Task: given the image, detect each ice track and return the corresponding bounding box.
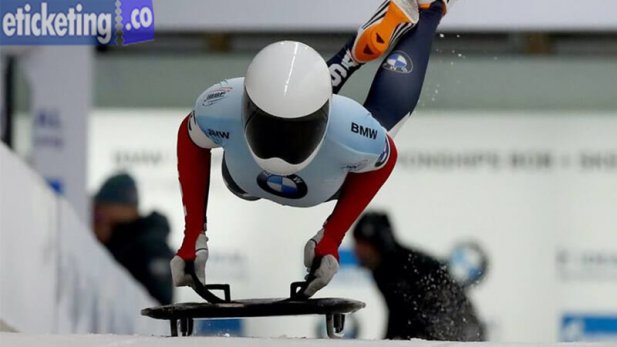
[0,333,605,347]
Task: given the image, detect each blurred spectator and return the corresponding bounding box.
[93,173,174,305]
[352,211,484,341]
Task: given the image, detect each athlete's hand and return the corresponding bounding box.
[170,233,209,287]
[302,229,340,297]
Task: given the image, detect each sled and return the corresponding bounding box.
[141,264,365,338]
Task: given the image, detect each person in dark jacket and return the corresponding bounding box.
[93,173,174,305]
[352,211,484,341]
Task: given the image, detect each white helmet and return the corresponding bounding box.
[243,41,331,176]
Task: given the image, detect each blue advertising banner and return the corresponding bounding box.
[561,314,617,342]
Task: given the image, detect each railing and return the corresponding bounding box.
[0,143,167,335]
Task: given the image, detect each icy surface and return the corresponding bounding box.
[0,333,606,347]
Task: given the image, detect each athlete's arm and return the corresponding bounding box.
[176,112,213,260]
[301,134,397,297]
[316,135,398,258]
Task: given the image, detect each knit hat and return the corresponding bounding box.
[94,173,139,206]
[352,211,398,253]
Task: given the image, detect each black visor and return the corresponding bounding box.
[243,92,328,165]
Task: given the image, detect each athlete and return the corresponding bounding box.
[171,0,456,298]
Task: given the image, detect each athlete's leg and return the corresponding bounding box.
[327,0,419,94]
[363,2,443,133]
[327,38,364,94]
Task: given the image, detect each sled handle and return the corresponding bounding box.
[186,261,230,303]
[290,281,310,300]
[289,257,322,300]
[290,260,319,300]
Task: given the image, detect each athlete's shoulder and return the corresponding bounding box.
[194,78,244,120]
[326,95,390,172]
[189,78,244,148]
[328,95,387,154]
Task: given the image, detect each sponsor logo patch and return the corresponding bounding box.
[206,129,230,139]
[382,51,413,74]
[256,172,308,199]
[351,122,378,140]
[375,138,390,167]
[329,49,359,88]
[204,128,229,145]
[344,159,369,171]
[202,87,232,106]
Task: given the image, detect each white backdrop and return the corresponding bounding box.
[9,47,92,223]
[89,110,617,341]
